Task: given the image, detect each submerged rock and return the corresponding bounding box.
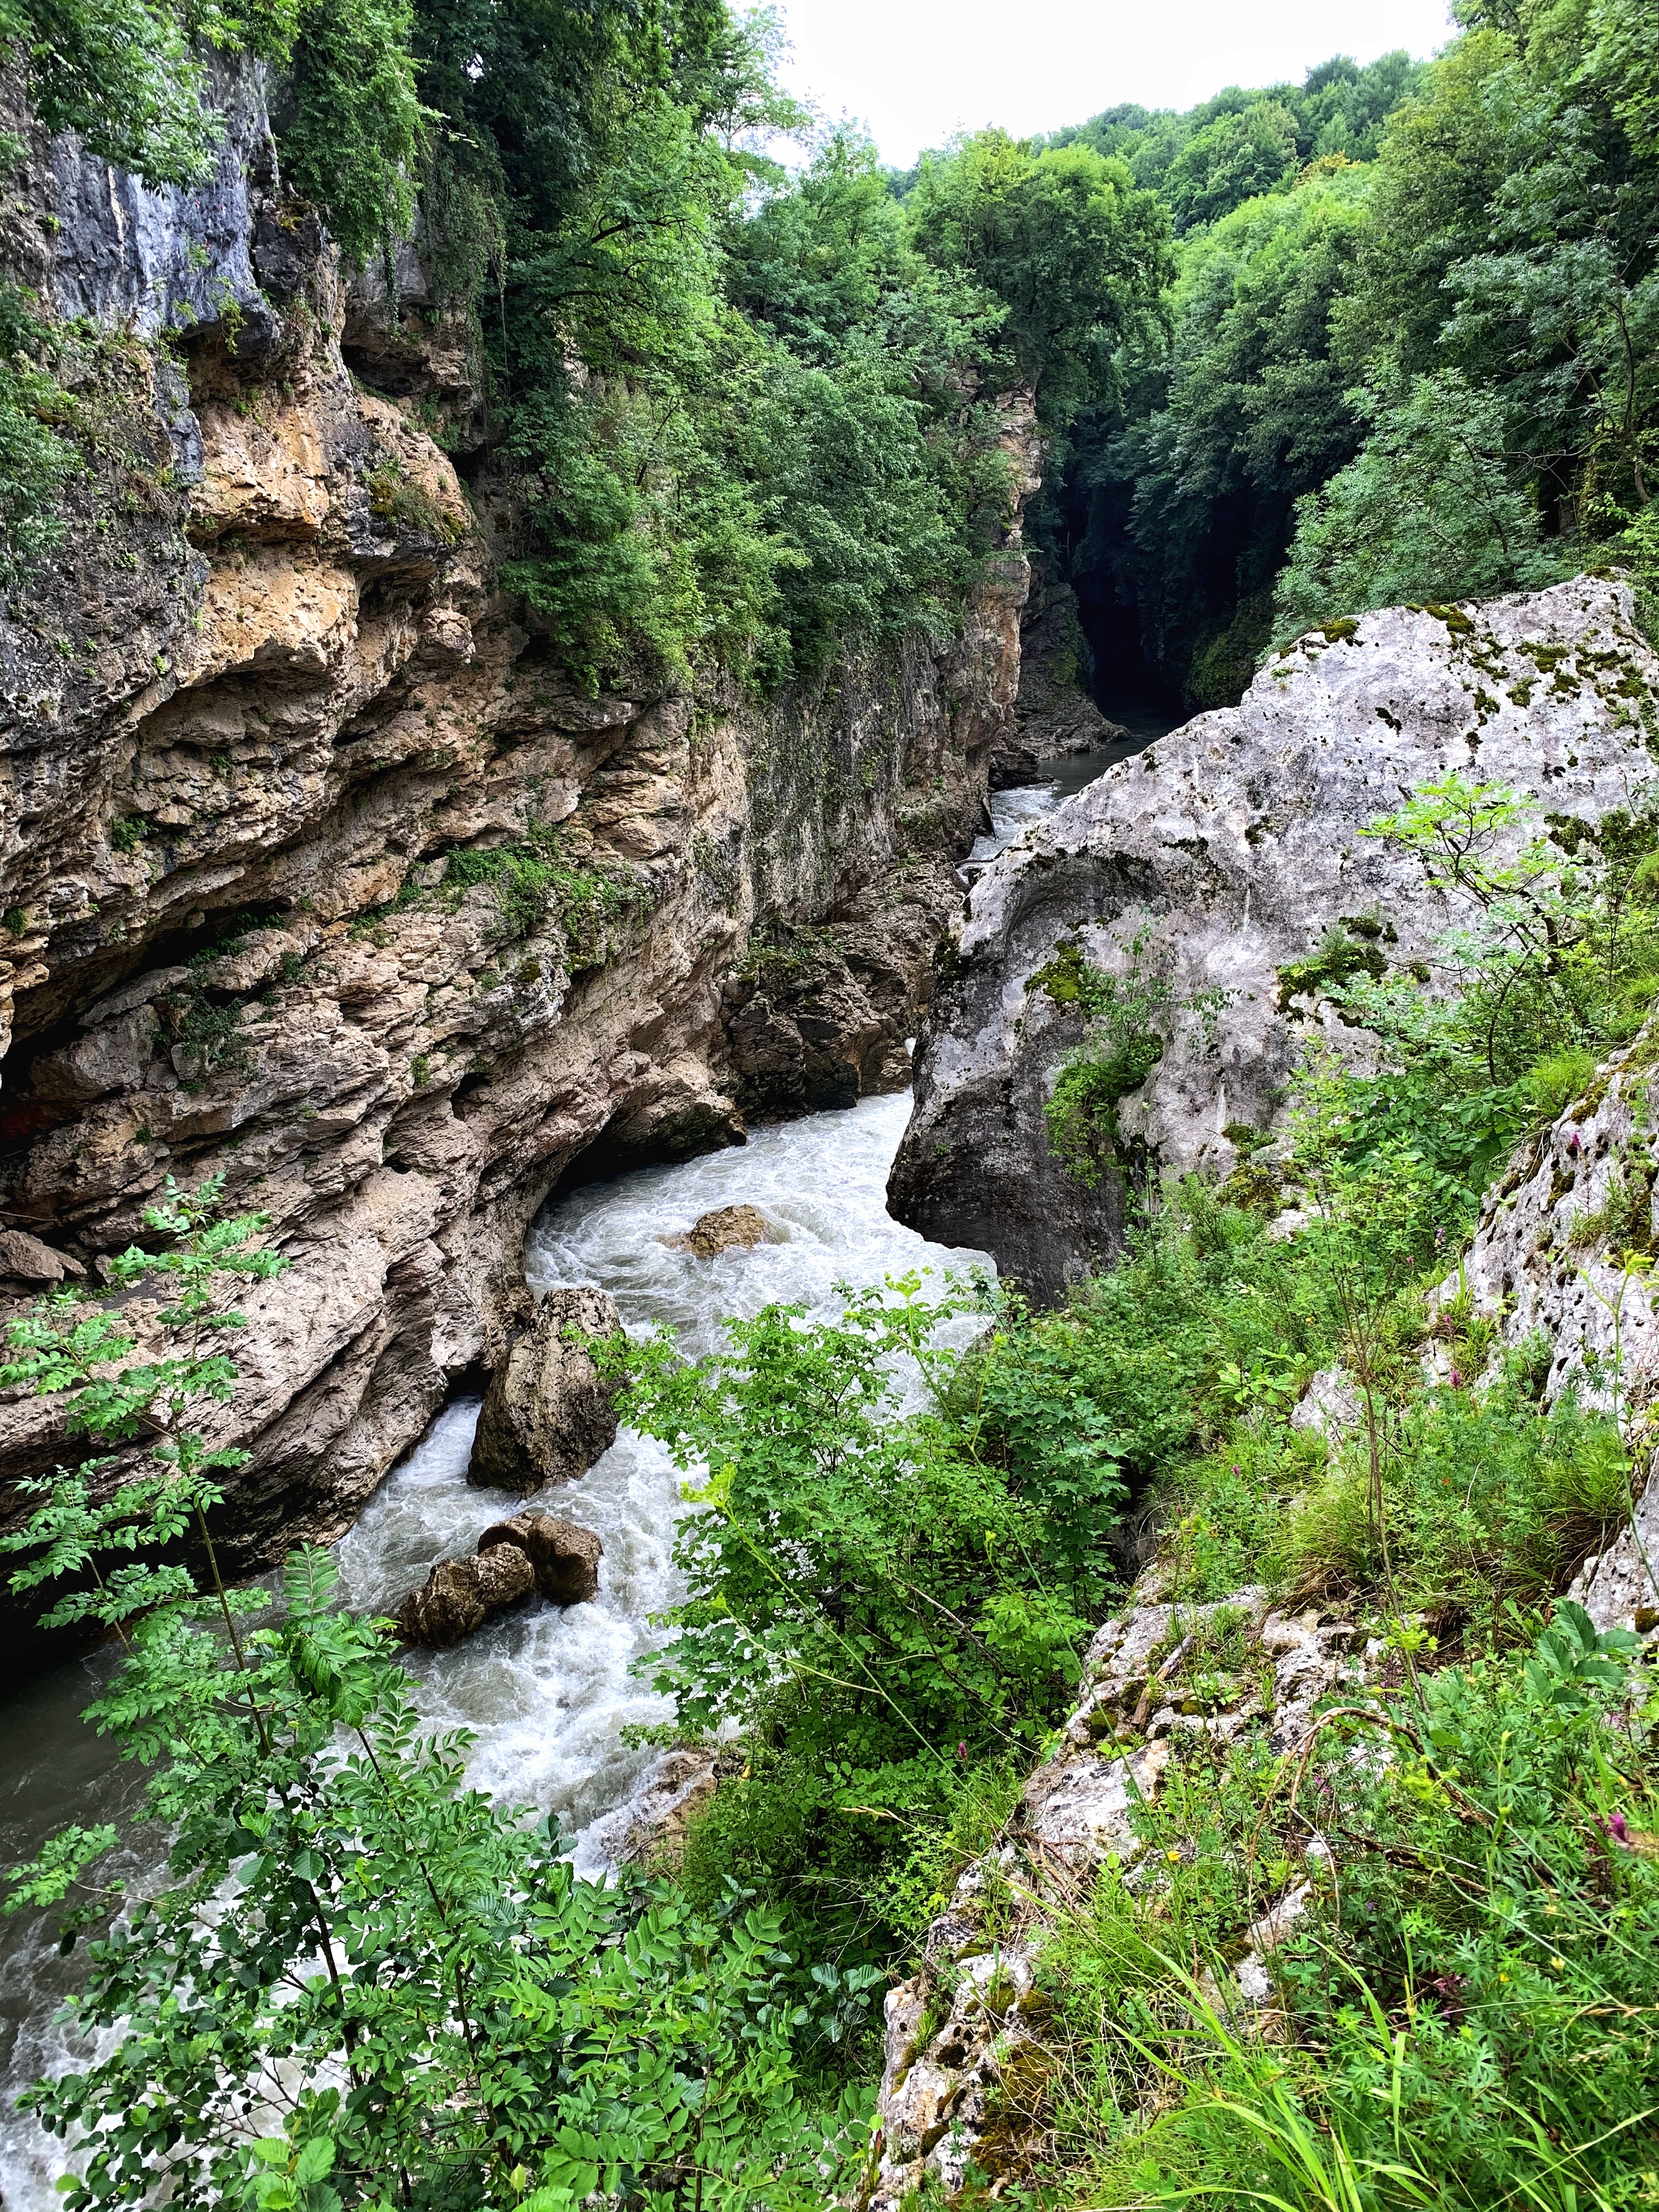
[670,1203,775,1255]
[476,1511,603,1605]
[467,1286,623,1493]
[612,1746,723,1869]
[890,578,1659,1303]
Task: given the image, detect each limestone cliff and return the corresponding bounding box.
[992,550,1125,785]
[0,65,1039,1647]
[890,580,1659,1302]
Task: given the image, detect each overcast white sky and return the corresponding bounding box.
[774,0,1457,166]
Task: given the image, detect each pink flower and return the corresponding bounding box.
[956,1741,968,1762]
[1600,1812,1630,1844]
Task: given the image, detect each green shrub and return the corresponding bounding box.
[1037,1608,1658,2209]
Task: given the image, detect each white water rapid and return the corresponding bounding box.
[0,748,1167,2207]
[0,1090,991,2207]
[332,1089,994,1871]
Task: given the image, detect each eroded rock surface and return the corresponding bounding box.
[860,1572,1367,2206]
[1431,1034,1659,1633]
[475,1511,604,1605]
[467,1288,622,1492]
[0,72,1041,1651]
[890,582,1659,1302]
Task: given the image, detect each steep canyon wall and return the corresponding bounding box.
[0,65,1037,1646]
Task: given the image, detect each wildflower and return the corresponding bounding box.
[1599,1811,1631,1844]
[956,1741,968,1761]
[1449,1365,1464,1387]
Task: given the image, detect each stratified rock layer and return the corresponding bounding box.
[0,66,1041,1650]
[890,582,1659,1302]
[467,1288,622,1492]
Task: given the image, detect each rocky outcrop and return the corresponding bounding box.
[890,581,1659,1302]
[670,1204,774,1255]
[992,551,1126,786]
[0,72,1041,1650]
[1431,1031,1659,1633]
[474,1511,604,1605]
[467,1288,622,1492]
[860,1570,1368,2206]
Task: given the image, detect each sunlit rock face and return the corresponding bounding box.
[890,579,1659,1304]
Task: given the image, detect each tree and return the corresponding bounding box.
[1,1182,862,2208]
[907,128,1173,432]
[1273,368,1570,635]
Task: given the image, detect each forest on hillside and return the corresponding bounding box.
[4,0,1655,709]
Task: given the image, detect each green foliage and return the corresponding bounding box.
[0,0,219,180]
[1042,0,1659,706]
[1034,1610,1659,2208]
[1,1181,867,2208]
[611,1273,1125,1951]
[275,0,429,264]
[907,128,1173,433]
[1029,933,1224,1187]
[0,287,80,585]
[1274,369,1573,635]
[1081,161,1377,706]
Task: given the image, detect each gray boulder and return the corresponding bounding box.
[476,1512,603,1605]
[889,579,1659,1303]
[467,1285,623,1492]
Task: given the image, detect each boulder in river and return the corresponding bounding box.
[467,1285,623,1492]
[889,579,1659,1304]
[476,1511,603,1605]
[396,1543,537,1647]
[670,1203,774,1255]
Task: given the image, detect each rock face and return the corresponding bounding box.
[1434,1032,1659,1633]
[671,1204,773,1255]
[467,1288,622,1492]
[860,1569,1367,2207]
[890,581,1659,1302]
[475,1511,604,1605]
[0,69,1041,1651]
[992,553,1127,785]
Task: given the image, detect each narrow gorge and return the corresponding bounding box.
[1,3,1657,2208]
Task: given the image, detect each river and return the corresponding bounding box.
[0,745,1137,2205]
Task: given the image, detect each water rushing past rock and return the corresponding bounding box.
[467,1286,623,1493]
[890,579,1659,1302]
